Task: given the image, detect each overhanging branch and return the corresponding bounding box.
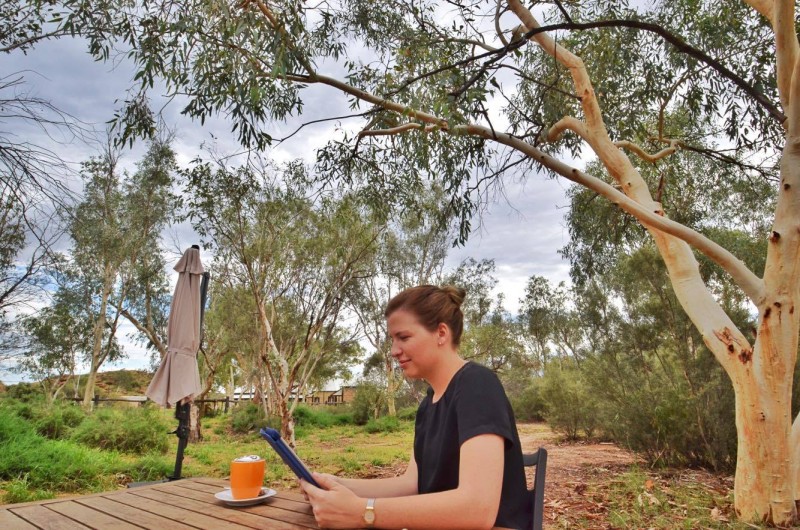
[514,19,785,124]
[459,124,766,304]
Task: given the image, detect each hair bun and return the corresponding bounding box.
[442,285,466,307]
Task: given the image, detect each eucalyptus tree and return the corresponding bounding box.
[186,160,377,445]
[518,275,581,370]
[346,188,451,416]
[1,2,100,341]
[18,295,92,404]
[68,0,800,523]
[446,258,529,379]
[68,139,176,407]
[0,78,70,364]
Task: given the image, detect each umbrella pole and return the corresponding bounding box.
[169,400,191,481]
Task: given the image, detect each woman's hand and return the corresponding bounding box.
[300,472,365,529]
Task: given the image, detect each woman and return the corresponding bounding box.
[300,285,532,529]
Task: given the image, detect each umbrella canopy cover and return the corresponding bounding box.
[146,247,205,407]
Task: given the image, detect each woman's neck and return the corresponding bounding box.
[428,353,467,402]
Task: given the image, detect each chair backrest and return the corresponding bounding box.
[523,447,547,530]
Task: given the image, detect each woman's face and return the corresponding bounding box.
[387,309,445,380]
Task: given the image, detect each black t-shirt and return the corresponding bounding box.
[414,362,532,530]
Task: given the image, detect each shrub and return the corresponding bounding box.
[540,363,598,440]
[294,404,353,427]
[4,383,43,402]
[0,409,119,496]
[510,380,546,422]
[70,406,170,454]
[2,476,53,504]
[352,382,386,425]
[230,403,267,433]
[0,408,36,443]
[293,404,335,427]
[364,415,400,434]
[35,403,87,439]
[5,400,36,420]
[580,341,744,471]
[396,406,417,421]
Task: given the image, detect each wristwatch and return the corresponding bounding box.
[363,498,376,527]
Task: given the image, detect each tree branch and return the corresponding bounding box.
[306,74,449,129]
[495,0,510,47]
[615,140,679,163]
[774,1,799,114]
[358,123,439,136]
[498,64,582,101]
[508,16,785,124]
[276,111,373,143]
[546,116,589,142]
[250,0,318,80]
[459,123,765,304]
[743,0,775,23]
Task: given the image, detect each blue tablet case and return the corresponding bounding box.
[259,427,321,488]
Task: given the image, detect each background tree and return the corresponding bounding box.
[186,159,376,445]
[447,258,529,379]
[347,187,451,416]
[18,299,92,404]
[68,138,176,407]
[0,74,72,368]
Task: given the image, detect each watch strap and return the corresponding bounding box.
[364,498,376,527]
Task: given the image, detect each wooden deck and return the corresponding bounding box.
[0,477,323,529]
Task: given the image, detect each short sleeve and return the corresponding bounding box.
[453,366,515,448]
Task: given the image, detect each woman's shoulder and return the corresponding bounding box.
[455,361,502,387]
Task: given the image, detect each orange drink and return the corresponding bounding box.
[230,455,265,499]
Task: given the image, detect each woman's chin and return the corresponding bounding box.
[399,364,419,379]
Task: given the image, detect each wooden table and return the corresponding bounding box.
[0,477,323,529]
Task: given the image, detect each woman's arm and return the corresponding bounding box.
[301,433,504,530]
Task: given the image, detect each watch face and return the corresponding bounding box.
[365,510,376,524]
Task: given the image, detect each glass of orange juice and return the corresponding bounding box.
[230,455,265,499]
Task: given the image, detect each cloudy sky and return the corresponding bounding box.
[3,20,577,383]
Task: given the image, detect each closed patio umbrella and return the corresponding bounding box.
[146,246,205,407]
[140,245,209,483]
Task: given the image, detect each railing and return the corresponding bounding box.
[64,395,249,414]
[63,395,350,413]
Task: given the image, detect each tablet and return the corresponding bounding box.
[259,427,321,488]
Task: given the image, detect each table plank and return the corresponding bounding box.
[192,478,309,503]
[0,509,39,529]
[46,501,142,530]
[104,491,245,530]
[131,488,309,530]
[0,478,325,530]
[9,505,91,530]
[75,497,198,530]
[174,481,315,516]
[168,482,318,528]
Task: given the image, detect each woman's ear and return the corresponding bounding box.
[437,323,450,345]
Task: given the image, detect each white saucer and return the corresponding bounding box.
[214,488,277,506]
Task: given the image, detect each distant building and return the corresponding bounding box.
[306,385,357,406]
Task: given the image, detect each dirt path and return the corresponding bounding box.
[517,423,641,528]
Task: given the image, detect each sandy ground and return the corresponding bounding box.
[518,423,642,528]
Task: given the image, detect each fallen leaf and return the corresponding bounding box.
[710,507,728,522]
[645,479,654,490]
[642,492,661,506]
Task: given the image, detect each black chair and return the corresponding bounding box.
[523,447,548,530]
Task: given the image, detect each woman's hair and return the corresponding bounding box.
[384,285,467,346]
